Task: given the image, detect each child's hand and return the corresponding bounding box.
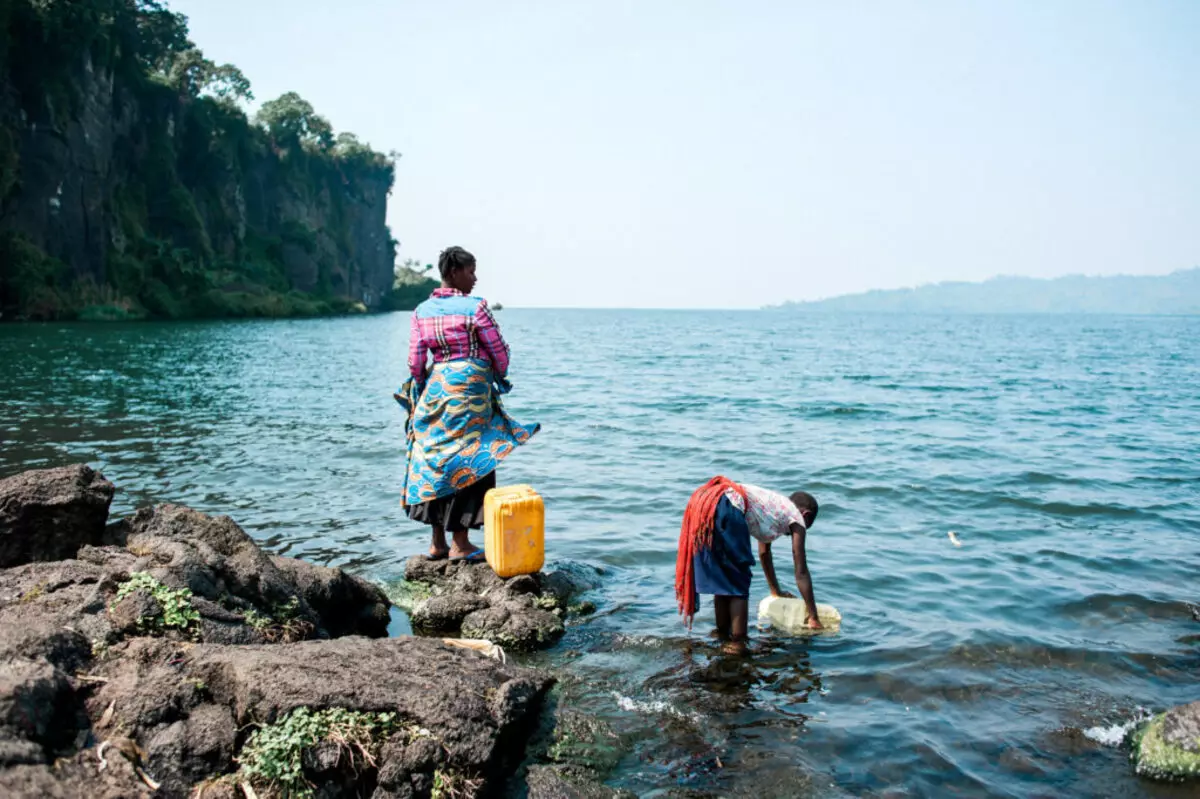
[771,590,796,599]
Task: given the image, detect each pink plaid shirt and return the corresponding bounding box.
[408,288,511,384]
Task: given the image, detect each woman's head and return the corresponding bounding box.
[790,491,818,528]
[438,246,477,294]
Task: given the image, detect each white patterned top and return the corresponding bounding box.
[724,484,807,543]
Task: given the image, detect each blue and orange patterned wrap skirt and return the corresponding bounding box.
[395,359,540,508]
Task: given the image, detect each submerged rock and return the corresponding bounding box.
[526,765,634,799]
[520,700,632,799]
[0,465,115,567]
[1133,700,1200,781]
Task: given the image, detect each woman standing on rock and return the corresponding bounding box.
[395,246,540,562]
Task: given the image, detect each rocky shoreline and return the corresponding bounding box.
[0,465,624,798]
[2,463,1192,794]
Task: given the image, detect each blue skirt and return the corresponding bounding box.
[693,496,755,598]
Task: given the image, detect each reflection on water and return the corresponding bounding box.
[3,312,1200,797]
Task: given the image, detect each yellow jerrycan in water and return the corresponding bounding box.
[483,484,545,578]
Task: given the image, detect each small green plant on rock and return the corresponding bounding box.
[568,601,597,616]
[19,582,47,603]
[242,596,313,642]
[533,595,561,611]
[382,579,434,612]
[113,572,201,633]
[90,638,110,660]
[432,769,483,799]
[235,707,419,798]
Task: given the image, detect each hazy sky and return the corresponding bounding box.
[174,1,1200,308]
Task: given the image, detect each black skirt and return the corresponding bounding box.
[405,470,497,532]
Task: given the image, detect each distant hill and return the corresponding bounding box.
[776,269,1200,314]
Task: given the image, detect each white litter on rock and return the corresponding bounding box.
[441,637,506,663]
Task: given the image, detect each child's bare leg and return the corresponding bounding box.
[713,596,732,640]
[722,598,749,655]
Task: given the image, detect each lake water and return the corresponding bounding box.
[2,311,1198,797]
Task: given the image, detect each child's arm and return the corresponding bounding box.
[790,523,823,629]
[758,540,791,598]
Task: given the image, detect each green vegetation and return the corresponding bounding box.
[235,707,415,798]
[0,0,405,321]
[385,258,438,311]
[242,597,314,643]
[112,571,201,633]
[432,769,483,799]
[545,711,624,776]
[1132,713,1200,781]
[19,582,47,603]
[380,578,435,612]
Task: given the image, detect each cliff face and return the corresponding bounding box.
[0,0,397,320]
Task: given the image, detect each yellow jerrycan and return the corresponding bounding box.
[483,484,545,578]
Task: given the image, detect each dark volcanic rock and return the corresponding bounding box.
[403,554,454,586]
[0,633,555,797]
[0,468,564,797]
[104,503,391,641]
[1132,700,1200,781]
[107,590,162,637]
[0,659,78,765]
[0,559,113,670]
[1163,701,1200,753]
[0,748,153,798]
[272,555,391,638]
[462,603,565,651]
[115,503,303,611]
[77,636,554,797]
[411,593,491,632]
[0,465,115,567]
[400,557,596,650]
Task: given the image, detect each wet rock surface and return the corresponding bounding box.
[0,465,569,798]
[524,706,633,799]
[1133,700,1200,781]
[401,556,601,651]
[1162,700,1200,753]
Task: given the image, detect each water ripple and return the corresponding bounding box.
[2,312,1199,797]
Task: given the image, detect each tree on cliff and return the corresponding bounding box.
[131,0,191,73]
[164,47,253,104]
[257,91,334,152]
[0,0,401,321]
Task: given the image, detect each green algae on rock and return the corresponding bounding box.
[1132,702,1200,781]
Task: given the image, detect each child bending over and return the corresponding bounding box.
[675,476,821,654]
